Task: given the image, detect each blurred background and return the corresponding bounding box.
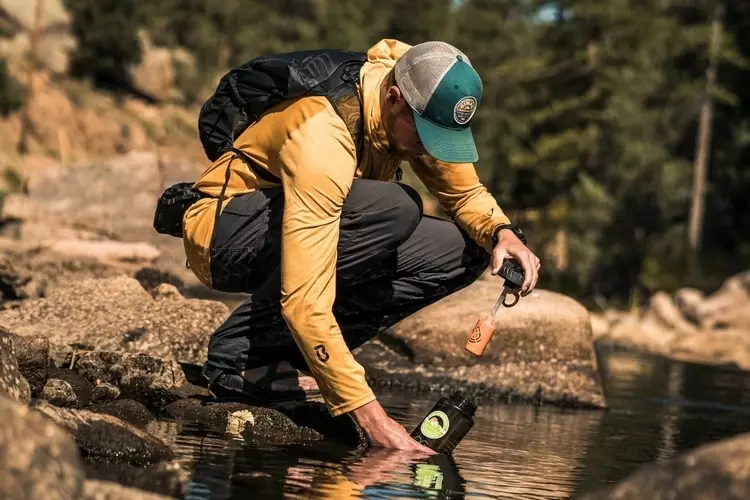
[0,0,747,310]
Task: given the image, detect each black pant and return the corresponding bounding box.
[205,179,490,377]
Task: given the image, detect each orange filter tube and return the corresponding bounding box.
[464,315,496,356]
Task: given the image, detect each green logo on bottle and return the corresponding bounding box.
[420,410,450,439]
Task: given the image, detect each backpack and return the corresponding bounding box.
[153,49,368,238]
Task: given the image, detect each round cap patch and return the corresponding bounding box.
[454,96,477,125]
[420,410,450,439]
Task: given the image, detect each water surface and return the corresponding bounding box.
[168,349,750,499]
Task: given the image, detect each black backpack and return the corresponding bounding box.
[153,49,368,238]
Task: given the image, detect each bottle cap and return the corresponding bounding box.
[449,391,477,417]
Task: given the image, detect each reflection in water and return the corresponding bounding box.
[169,348,750,499]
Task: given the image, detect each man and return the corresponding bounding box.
[182,39,541,453]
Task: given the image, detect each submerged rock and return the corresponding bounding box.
[0,395,85,499]
[580,431,750,499]
[34,402,173,465]
[0,327,31,404]
[88,400,155,428]
[0,276,227,364]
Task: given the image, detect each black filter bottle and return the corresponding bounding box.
[411,391,477,454]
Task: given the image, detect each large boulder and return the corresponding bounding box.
[580,431,750,499]
[0,326,30,403]
[387,280,595,366]
[0,276,228,364]
[0,395,85,499]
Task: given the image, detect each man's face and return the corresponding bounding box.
[384,85,428,158]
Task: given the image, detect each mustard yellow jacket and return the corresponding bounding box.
[183,39,512,417]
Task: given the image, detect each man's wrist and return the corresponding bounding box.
[492,224,527,247]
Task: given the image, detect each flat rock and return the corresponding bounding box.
[386,283,595,367]
[0,395,85,499]
[84,460,189,499]
[9,333,50,395]
[0,327,30,403]
[90,383,121,404]
[82,480,172,500]
[0,276,228,364]
[88,400,155,428]
[34,402,173,465]
[72,351,190,407]
[579,431,750,499]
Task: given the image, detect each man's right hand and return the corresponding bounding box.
[351,400,435,454]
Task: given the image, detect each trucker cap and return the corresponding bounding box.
[394,41,482,163]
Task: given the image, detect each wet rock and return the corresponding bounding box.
[72,351,190,407]
[84,460,189,498]
[82,479,172,500]
[0,327,31,403]
[0,395,85,499]
[386,284,595,367]
[273,400,365,449]
[0,276,227,364]
[90,383,121,403]
[163,397,322,443]
[9,333,50,395]
[579,430,750,500]
[89,400,154,428]
[34,402,173,465]
[42,379,79,407]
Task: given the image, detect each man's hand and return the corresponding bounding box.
[352,400,435,454]
[491,228,541,295]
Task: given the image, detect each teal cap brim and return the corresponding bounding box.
[413,108,479,163]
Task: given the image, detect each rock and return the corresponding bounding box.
[595,314,675,357]
[272,400,365,449]
[579,431,750,499]
[163,398,322,443]
[357,340,605,409]
[0,276,227,364]
[44,368,94,407]
[669,328,750,370]
[386,285,595,367]
[133,267,185,294]
[82,480,172,500]
[0,255,47,301]
[83,461,188,499]
[129,31,177,102]
[39,239,161,267]
[0,327,30,403]
[674,287,704,324]
[695,271,750,331]
[647,291,699,333]
[90,383,121,404]
[34,402,173,465]
[9,333,50,395]
[41,379,79,407]
[589,313,611,339]
[72,351,191,407]
[0,395,85,499]
[88,400,154,428]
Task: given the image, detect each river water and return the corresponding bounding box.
[168,348,750,499]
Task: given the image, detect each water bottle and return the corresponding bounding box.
[411,391,477,454]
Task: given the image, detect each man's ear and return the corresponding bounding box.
[386,85,406,111]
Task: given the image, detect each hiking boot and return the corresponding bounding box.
[202,361,321,404]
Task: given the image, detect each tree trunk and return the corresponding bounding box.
[688,1,724,275]
[16,0,44,155]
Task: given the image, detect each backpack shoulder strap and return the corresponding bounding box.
[323,60,366,168]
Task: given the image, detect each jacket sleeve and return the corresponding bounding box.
[277,109,376,417]
[409,155,512,252]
